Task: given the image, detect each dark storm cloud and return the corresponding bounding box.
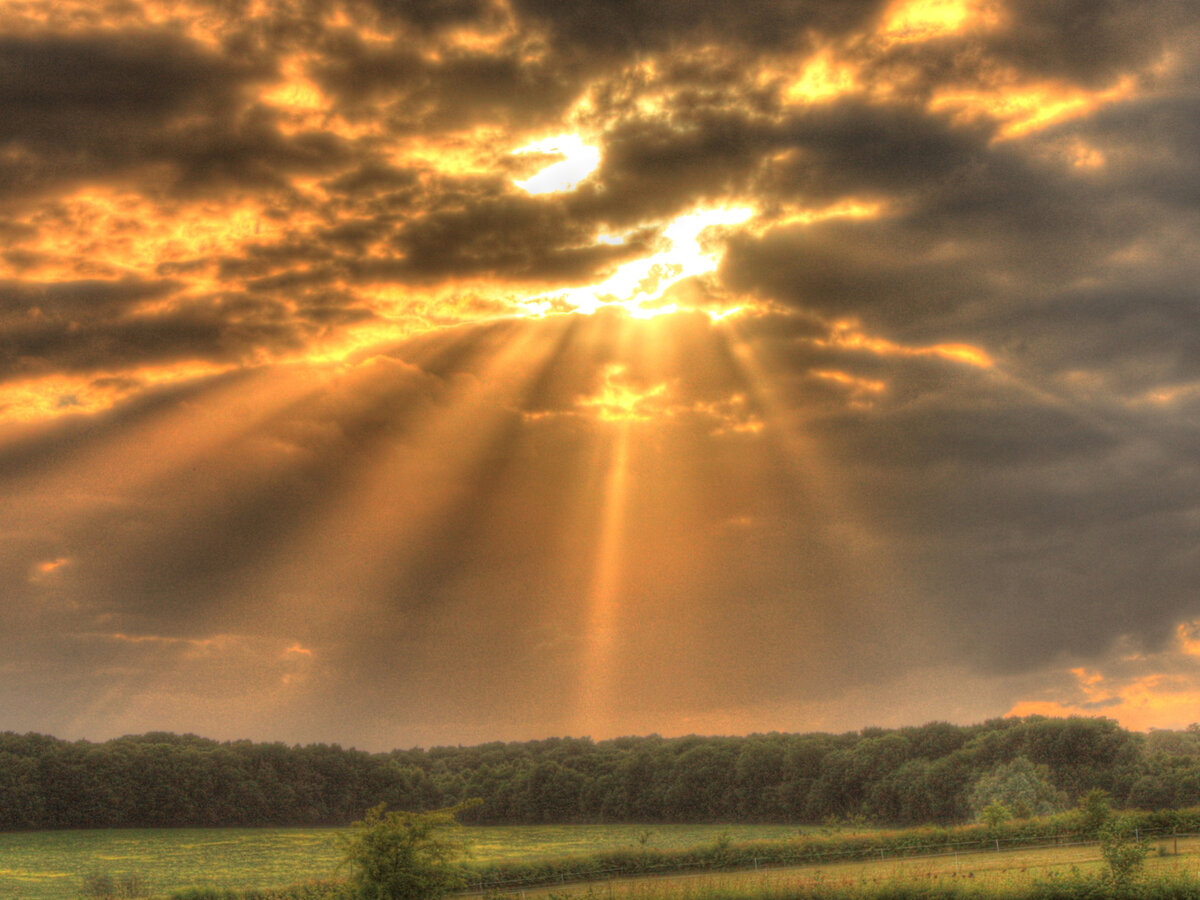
[385,192,653,282]
[310,33,577,132]
[981,0,1192,86]
[0,277,179,322]
[716,32,1200,681]
[568,111,777,226]
[0,30,275,199]
[721,75,1200,366]
[1073,91,1200,210]
[763,348,1200,675]
[0,31,253,132]
[358,0,500,31]
[509,0,890,56]
[0,277,372,381]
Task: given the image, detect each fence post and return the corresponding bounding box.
[995,839,1000,853]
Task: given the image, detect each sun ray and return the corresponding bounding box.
[0,366,324,541]
[232,318,577,639]
[574,415,633,735]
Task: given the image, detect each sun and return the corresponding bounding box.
[513,134,603,194]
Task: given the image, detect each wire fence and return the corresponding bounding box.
[458,826,1200,896]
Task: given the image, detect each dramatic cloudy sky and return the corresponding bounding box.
[2,0,1199,750]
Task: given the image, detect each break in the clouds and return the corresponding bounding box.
[1,0,1199,749]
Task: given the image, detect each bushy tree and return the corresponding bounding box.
[979,800,1012,828]
[968,757,1065,820]
[337,804,471,900]
[1077,788,1112,834]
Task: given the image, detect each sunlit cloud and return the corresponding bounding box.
[576,364,669,423]
[29,557,73,584]
[931,74,1139,140]
[783,49,861,105]
[879,0,1004,45]
[0,189,299,286]
[812,370,889,408]
[819,321,994,369]
[752,198,886,233]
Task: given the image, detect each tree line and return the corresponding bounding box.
[4,717,1200,831]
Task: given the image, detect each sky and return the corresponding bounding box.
[1,0,1199,752]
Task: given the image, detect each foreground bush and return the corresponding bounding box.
[336,804,471,900]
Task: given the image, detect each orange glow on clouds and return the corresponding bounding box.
[29,557,72,583]
[931,74,1138,140]
[880,0,1004,45]
[0,361,238,422]
[577,365,669,423]
[1178,622,1200,656]
[822,321,994,368]
[1007,623,1200,731]
[784,50,860,105]
[813,369,888,406]
[754,198,886,233]
[390,127,511,178]
[1,188,293,285]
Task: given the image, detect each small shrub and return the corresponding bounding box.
[1099,819,1150,889]
[82,872,149,900]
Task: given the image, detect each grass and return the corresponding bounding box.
[515,835,1200,900]
[0,824,803,900]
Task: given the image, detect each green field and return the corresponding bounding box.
[0,824,805,900]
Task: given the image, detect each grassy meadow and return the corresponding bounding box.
[7,819,1200,900]
[0,824,805,900]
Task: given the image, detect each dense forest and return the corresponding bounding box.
[4,717,1200,831]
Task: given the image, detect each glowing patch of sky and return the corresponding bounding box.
[514,134,602,194]
[521,207,754,320]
